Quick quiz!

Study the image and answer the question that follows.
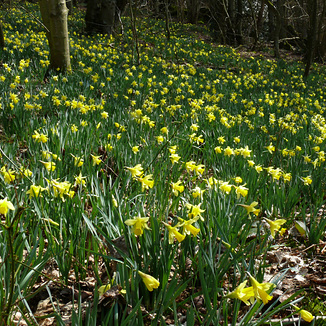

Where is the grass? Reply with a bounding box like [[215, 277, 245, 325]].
[[0, 2, 325, 325]]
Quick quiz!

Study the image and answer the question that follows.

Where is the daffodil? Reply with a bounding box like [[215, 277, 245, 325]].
[[192, 186, 205, 199], [26, 185, 47, 198], [248, 273, 275, 304], [219, 181, 232, 194], [240, 145, 251, 158], [125, 215, 150, 236], [0, 167, 15, 183], [101, 111, 109, 119], [125, 164, 143, 178], [185, 161, 196, 172], [194, 164, 205, 175], [47, 179, 74, 201], [224, 146, 234, 156], [132, 146, 139, 154], [234, 184, 248, 198], [137, 174, 154, 191], [91, 154, 102, 166], [40, 161, 56, 172], [217, 136, 226, 144], [162, 222, 186, 244], [170, 153, 181, 164], [265, 218, 286, 238], [156, 135, 164, 144], [186, 203, 205, 220], [266, 143, 275, 154], [111, 195, 118, 208], [239, 201, 260, 216], [302, 175, 312, 186], [32, 130, 48, 143], [74, 172, 86, 186], [0, 197, 15, 216], [138, 271, 160, 291], [171, 180, 184, 196], [176, 217, 200, 236], [214, 146, 222, 154], [225, 280, 254, 306], [293, 305, 314, 322], [168, 145, 177, 154], [160, 127, 168, 134]]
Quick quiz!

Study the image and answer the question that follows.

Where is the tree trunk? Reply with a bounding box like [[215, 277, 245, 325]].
[[264, 0, 281, 58], [0, 20, 4, 48], [304, 0, 318, 77], [85, 0, 127, 35], [39, 0, 71, 72], [186, 0, 200, 24], [227, 0, 236, 44], [235, 0, 243, 44]]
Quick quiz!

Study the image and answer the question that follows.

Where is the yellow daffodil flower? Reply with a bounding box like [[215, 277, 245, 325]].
[[138, 271, 160, 291], [302, 176, 312, 186], [0, 197, 15, 216], [185, 161, 196, 172], [234, 176, 242, 183], [293, 305, 314, 322], [91, 154, 102, 166], [125, 164, 143, 178], [171, 180, 184, 196], [224, 146, 234, 156], [101, 111, 109, 119], [247, 273, 275, 304], [225, 280, 254, 306], [240, 145, 251, 158], [265, 218, 286, 238], [40, 161, 56, 172], [192, 186, 205, 199], [176, 217, 200, 237], [26, 185, 47, 198], [111, 195, 118, 208], [239, 201, 260, 216], [19, 167, 32, 178], [125, 215, 150, 236], [160, 127, 168, 134], [156, 135, 164, 144], [132, 146, 139, 154], [71, 154, 84, 167], [137, 174, 154, 191], [74, 172, 86, 186], [214, 146, 222, 154], [218, 136, 226, 144], [186, 203, 205, 221], [266, 143, 275, 154], [194, 164, 205, 175], [47, 179, 74, 201], [0, 167, 16, 183], [162, 222, 186, 244], [219, 181, 232, 194], [170, 153, 181, 164], [169, 145, 177, 154], [234, 184, 249, 198], [32, 130, 48, 143]]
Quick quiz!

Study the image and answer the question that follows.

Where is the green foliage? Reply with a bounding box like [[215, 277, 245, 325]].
[[0, 2, 324, 324]]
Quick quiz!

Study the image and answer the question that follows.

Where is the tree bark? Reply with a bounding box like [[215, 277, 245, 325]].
[[235, 0, 243, 44], [186, 0, 200, 24], [264, 0, 281, 58], [85, 0, 127, 35], [304, 0, 318, 77], [39, 0, 71, 72]]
